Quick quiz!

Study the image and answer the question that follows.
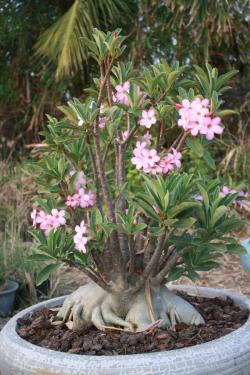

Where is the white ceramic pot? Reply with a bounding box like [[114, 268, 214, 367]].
[[0, 285, 250, 375]]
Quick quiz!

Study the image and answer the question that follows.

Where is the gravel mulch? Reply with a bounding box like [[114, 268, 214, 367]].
[[16, 292, 248, 356]]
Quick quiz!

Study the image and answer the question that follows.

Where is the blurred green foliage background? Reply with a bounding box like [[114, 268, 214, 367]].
[[0, 0, 249, 162]]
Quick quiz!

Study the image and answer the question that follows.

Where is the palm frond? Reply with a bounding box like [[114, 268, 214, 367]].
[[34, 0, 129, 80]]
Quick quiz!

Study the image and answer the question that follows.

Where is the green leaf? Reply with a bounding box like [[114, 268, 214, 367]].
[[197, 184, 209, 212], [210, 206, 228, 226], [172, 217, 197, 229], [133, 223, 147, 235], [29, 230, 47, 245], [226, 244, 247, 254], [36, 263, 60, 286], [167, 266, 184, 281], [186, 138, 204, 157], [168, 202, 199, 218], [27, 253, 56, 262], [203, 150, 216, 170]]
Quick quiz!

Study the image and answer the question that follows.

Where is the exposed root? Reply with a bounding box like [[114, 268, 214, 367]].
[[57, 282, 205, 332]]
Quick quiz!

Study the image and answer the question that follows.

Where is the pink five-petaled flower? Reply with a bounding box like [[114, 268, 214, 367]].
[[238, 191, 249, 209], [78, 189, 96, 208], [138, 108, 157, 129], [199, 116, 223, 140], [142, 149, 161, 174], [65, 194, 81, 208], [74, 220, 89, 253], [193, 194, 203, 201], [220, 186, 249, 209], [159, 148, 182, 175], [113, 81, 130, 106], [131, 141, 150, 170], [31, 209, 66, 235], [50, 209, 66, 227], [177, 97, 223, 140], [220, 186, 236, 198], [31, 209, 39, 227], [131, 142, 161, 174], [142, 131, 152, 145]]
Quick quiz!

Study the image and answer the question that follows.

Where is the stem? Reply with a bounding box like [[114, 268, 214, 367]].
[[142, 233, 166, 279], [61, 258, 112, 293], [91, 248, 111, 283], [156, 120, 164, 151], [153, 246, 191, 284], [175, 131, 189, 151], [87, 139, 103, 215], [128, 236, 135, 275], [92, 57, 128, 287]]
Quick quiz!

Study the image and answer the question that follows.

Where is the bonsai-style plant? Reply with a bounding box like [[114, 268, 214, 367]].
[[29, 29, 247, 332]]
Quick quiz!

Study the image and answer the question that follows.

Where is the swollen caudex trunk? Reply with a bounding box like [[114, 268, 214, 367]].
[[57, 282, 204, 332]]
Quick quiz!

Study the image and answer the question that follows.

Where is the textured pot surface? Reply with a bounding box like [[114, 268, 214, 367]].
[[0, 285, 250, 375], [0, 280, 18, 314]]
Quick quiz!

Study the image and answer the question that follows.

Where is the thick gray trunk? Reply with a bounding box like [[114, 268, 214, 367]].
[[57, 282, 204, 332]]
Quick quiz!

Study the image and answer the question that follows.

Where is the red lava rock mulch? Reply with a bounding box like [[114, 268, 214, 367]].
[[16, 292, 249, 356]]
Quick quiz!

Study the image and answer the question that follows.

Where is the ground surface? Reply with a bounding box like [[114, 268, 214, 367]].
[[16, 293, 248, 355]]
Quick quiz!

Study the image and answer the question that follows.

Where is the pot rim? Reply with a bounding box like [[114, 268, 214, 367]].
[[1, 285, 250, 375], [0, 280, 19, 296], [1, 285, 250, 359]]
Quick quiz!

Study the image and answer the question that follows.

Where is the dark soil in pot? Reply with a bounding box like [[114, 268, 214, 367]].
[[17, 292, 249, 356]]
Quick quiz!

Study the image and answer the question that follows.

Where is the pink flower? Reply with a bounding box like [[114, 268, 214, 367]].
[[131, 142, 161, 174], [31, 208, 66, 235], [51, 209, 66, 226], [142, 131, 152, 145], [193, 194, 203, 201], [31, 209, 38, 227], [144, 149, 160, 167], [74, 235, 88, 253], [75, 220, 88, 235], [220, 186, 249, 209], [144, 163, 163, 175], [35, 210, 48, 226], [113, 81, 130, 105], [74, 221, 89, 253], [159, 148, 182, 175], [199, 117, 223, 140], [65, 194, 81, 208], [138, 108, 157, 129], [177, 97, 222, 140], [238, 191, 249, 209], [220, 186, 236, 197], [78, 189, 95, 208]]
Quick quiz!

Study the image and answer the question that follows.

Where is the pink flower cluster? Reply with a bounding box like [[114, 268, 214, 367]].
[[31, 208, 66, 235], [113, 81, 130, 106], [131, 141, 181, 175], [74, 220, 89, 253], [194, 186, 248, 209], [159, 149, 182, 174], [177, 98, 223, 140], [66, 171, 95, 209], [138, 108, 157, 129], [220, 186, 248, 208]]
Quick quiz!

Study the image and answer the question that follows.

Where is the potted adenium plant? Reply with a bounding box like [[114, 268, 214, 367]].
[[0, 29, 249, 375]]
